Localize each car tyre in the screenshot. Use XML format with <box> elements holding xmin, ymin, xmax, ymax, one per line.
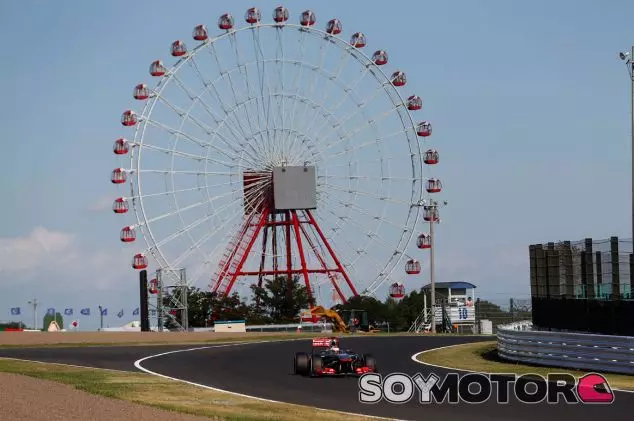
<box><xmin>295</xmin><ymin>352</ymin><xmax>309</xmax><ymax>376</ymax></box>
<box><xmin>310</xmin><ymin>354</ymin><xmax>323</xmax><ymax>377</ymax></box>
<box><xmin>363</xmin><ymin>353</ymin><xmax>377</xmax><ymax>372</ymax></box>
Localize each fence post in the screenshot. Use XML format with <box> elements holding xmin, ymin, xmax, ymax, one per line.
<box><xmin>611</xmin><ymin>236</ymin><xmax>620</xmax><ymax>301</ymax></box>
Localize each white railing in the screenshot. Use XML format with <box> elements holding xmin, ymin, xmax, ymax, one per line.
<box><xmin>497</xmin><ymin>321</ymin><xmax>634</xmax><ymax>375</ymax></box>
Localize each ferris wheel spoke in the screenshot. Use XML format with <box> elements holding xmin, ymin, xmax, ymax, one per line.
<box><xmin>183</xmin><ymin>59</ymin><xmax>259</xmax><ymax>152</ymax></box>
<box><xmin>138</xmin><ymin>141</ymin><xmax>254</xmax><ymax>171</ymax></box>
<box><xmin>316</xmin><ymin>194</ymin><xmax>405</xmax><ymax>271</ymax></box>
<box><xmin>311</xmin><ymin>210</ymin><xmax>391</xmax><ymax>282</ymax></box>
<box><xmin>151</xmin><ymin>192</ymin><xmax>253</xmax><ymax>252</ymax></box>
<box><xmin>138</xmin><ymin>186</ymin><xmax>242</xmax><ymax>228</ymax></box>
<box><xmin>319</xmin><ymin>189</ymin><xmax>407</xmax><ymax>233</ymax></box>
<box><xmin>318</xmin><ymin>181</ymin><xmax>414</xmax><ymax>206</ymax></box>
<box><xmin>284</xmin><ymin>29</ymin><xmax>308</xmax><ymax>152</ymax></box>
<box><xmin>318</xmin><ymin>173</ymin><xmax>416</xmax><ymax>182</ymax></box>
<box><xmin>144</xmin><ymin>117</ymin><xmax>254</xmax><ymax>167</ymax></box>
<box><xmin>318</xmin><ymin>107</ymin><xmax>401</xmax><ymax>157</ymax></box>
<box><xmin>228</xmin><ymin>34</ymin><xmax>269</xmax><ymax>157</ymax></box>
<box><xmin>252</xmin><ymin>28</ymin><xmax>278</xmax><ymax>153</ymax></box>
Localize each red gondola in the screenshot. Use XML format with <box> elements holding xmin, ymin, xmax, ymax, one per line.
<box><xmin>417</xmin><ymin>121</ymin><xmax>432</xmax><ymax>137</ymax></box>
<box><xmin>245</xmin><ymin>7</ymin><xmax>261</xmax><ymax>24</ymax></box>
<box><xmin>423</xmin><ymin>149</ymin><xmax>439</xmax><ymax>165</ymax></box>
<box><xmin>170</xmin><ymin>40</ymin><xmax>187</xmax><ymax>57</ymax></box>
<box><xmin>133</xmin><ymin>83</ymin><xmax>149</xmax><ymax>100</ymax></box>
<box><xmin>407</xmin><ymin>95</ymin><xmax>422</xmax><ymax>111</ymax></box>
<box><xmin>423</xmin><ymin>206</ymin><xmax>439</xmax><ymax>222</ymax></box>
<box><xmin>218</xmin><ymin>13</ymin><xmax>234</xmax><ymax>30</ymax></box>
<box><xmin>149</xmin><ymin>278</ymin><xmax>158</xmax><ymax>294</ymax></box>
<box><xmin>120</xmin><ymin>226</ymin><xmax>136</xmax><ymax>243</ymax></box>
<box><xmin>300</xmin><ymin>10</ymin><xmax>316</xmax><ymax>26</ymax></box>
<box><xmin>417</xmin><ymin>233</ymin><xmax>431</xmax><ymax>249</ymax></box>
<box><xmin>405</xmin><ymin>259</ymin><xmax>421</xmax><ymax>274</ymax></box>
<box><xmin>350</xmin><ymin>32</ymin><xmax>366</xmax><ymax>48</ymax></box>
<box><xmin>112</xmin><ymin>197</ymin><xmax>129</xmax><ymax>214</ymax></box>
<box><xmin>132</xmin><ymin>253</ymin><xmax>148</xmax><ymax>270</ymax></box>
<box><xmin>149</xmin><ymin>60</ymin><xmax>166</xmax><ymax>77</ymax></box>
<box><xmin>193</xmin><ymin>24</ymin><xmax>208</xmax><ymax>41</ymax></box>
<box><xmin>113</xmin><ymin>138</ymin><xmax>129</xmax><ymax>155</ymax></box>
<box><xmin>372</xmin><ymin>50</ymin><xmax>388</xmax><ymax>65</ymax></box>
<box><xmin>426</xmin><ymin>178</ymin><xmax>442</xmax><ymax>193</ymax></box>
<box><xmin>326</xmin><ymin>18</ymin><xmax>342</xmax><ymax>35</ymax></box>
<box><xmin>121</xmin><ymin>110</ymin><xmax>137</xmax><ymax>127</ymax></box>
<box><xmin>273</xmin><ymin>6</ymin><xmax>289</xmax><ymax>23</ymax></box>
<box><xmin>391</xmin><ymin>71</ymin><xmax>406</xmax><ymax>87</ymax></box>
<box><xmin>111</xmin><ymin>168</ymin><xmax>127</xmax><ymax>184</ymax></box>
<box><xmin>389</xmin><ymin>282</ymin><xmax>405</xmax><ymax>299</ymax></box>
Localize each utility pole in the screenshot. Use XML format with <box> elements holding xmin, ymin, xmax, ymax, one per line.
<box><xmin>27</xmin><ymin>299</ymin><xmax>39</xmax><ymax>330</ymax></box>
<box><xmin>618</xmin><ymin>47</ymin><xmax>634</xmax><ymax>247</ymax></box>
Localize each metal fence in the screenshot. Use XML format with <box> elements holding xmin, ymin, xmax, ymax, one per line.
<box><xmin>529</xmin><ymin>236</ymin><xmax>634</xmax><ymax>336</ymax></box>
<box><xmin>497</xmin><ymin>321</ymin><xmax>634</xmax><ymax>375</ymax></box>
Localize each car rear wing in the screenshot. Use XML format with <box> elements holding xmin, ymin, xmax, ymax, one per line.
<box><xmin>312</xmin><ymin>337</ymin><xmax>336</xmax><ymax>348</ymax></box>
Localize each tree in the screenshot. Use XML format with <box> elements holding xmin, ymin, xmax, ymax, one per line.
<box><xmin>250</xmin><ymin>276</ymin><xmax>310</xmax><ymax>323</ymax></box>
<box><xmin>42</xmin><ymin>312</ymin><xmax>63</xmax><ymax>331</ymax></box>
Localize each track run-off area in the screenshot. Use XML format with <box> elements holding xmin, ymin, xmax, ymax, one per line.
<box><xmin>1</xmin><ymin>335</ymin><xmax>633</xmax><ymax>421</ymax></box>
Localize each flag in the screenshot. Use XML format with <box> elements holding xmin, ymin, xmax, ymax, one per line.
<box><xmin>46</xmin><ymin>308</ymin><xmax>55</xmax><ymax>316</ymax></box>
<box><xmin>133</xmin><ymin>308</ymin><xmax>139</xmax><ymax>316</ymax></box>
<box><xmin>150</xmin><ymin>309</ymin><xmax>156</xmax><ymax>316</ymax></box>
<box><xmin>10</xmin><ymin>307</ymin><xmax>20</xmax><ymax>315</ymax></box>
<box><xmin>80</xmin><ymin>308</ymin><xmax>90</xmax><ymax>316</ymax></box>
<box><xmin>117</xmin><ymin>309</ymin><xmax>123</xmax><ymax>318</ymax></box>
<box><xmin>101</xmin><ymin>308</ymin><xmax>107</xmax><ymax>316</ymax></box>
<box><xmin>71</xmin><ymin>320</ymin><xmax>78</xmax><ymax>328</ymax></box>
<box><xmin>64</xmin><ymin>308</ymin><xmax>73</xmax><ymax>316</ymax></box>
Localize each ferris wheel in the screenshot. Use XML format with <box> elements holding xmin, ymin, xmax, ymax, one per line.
<box><xmin>111</xmin><ymin>6</ymin><xmax>443</xmax><ymax>306</ymax></box>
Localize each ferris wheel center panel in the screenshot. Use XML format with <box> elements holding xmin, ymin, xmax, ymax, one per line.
<box><xmin>272</xmin><ymin>166</ymin><xmax>317</xmax><ymax>211</ymax></box>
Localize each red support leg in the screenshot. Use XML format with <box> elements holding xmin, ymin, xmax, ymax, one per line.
<box><xmin>299</xmin><ymin>222</ymin><xmax>347</xmax><ymax>304</ymax></box>
<box><xmin>212</xmin><ymin>212</ymin><xmax>257</xmax><ymax>294</ymax></box>
<box><xmin>291</xmin><ymin>210</ymin><xmax>314</xmax><ymax>307</ymax></box>
<box><xmin>285</xmin><ymin>211</ymin><xmax>293</xmax><ymax>299</ymax></box>
<box><xmin>257</xmin><ymin>222</ymin><xmax>269</xmax><ymax>290</ymax></box>
<box><xmin>305</xmin><ymin>209</ymin><xmax>358</xmax><ymax>297</ymax></box>
<box><xmin>222</xmin><ymin>209</ymin><xmax>270</xmax><ymax>297</ymax></box>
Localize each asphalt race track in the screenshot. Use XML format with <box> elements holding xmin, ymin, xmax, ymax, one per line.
<box><xmin>1</xmin><ymin>336</ymin><xmax>633</xmax><ymax>421</ymax></box>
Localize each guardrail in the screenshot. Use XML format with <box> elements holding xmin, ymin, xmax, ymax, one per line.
<box><xmin>190</xmin><ymin>322</ymin><xmax>333</xmax><ymax>333</ymax></box>
<box><xmin>497</xmin><ymin>321</ymin><xmax>634</xmax><ymax>375</ymax></box>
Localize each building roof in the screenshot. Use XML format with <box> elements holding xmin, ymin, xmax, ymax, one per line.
<box><xmin>421</xmin><ymin>281</ymin><xmax>476</xmax><ymax>290</ymax></box>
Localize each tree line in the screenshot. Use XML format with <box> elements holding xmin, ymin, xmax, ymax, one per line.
<box><xmin>161</xmin><ymin>276</ymin><xmax>528</xmax><ymax>331</ymax></box>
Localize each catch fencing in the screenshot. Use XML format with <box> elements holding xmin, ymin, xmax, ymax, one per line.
<box><xmin>497</xmin><ymin>321</ymin><xmax>634</xmax><ymax>375</ymax></box>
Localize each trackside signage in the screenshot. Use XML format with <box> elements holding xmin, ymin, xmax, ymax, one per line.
<box><xmin>358</xmin><ymin>372</ymin><xmax>615</xmax><ymax>404</ymax></box>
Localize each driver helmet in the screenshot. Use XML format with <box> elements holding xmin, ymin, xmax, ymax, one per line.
<box><xmin>329</xmin><ymin>339</ymin><xmax>340</xmax><ymax>352</ymax></box>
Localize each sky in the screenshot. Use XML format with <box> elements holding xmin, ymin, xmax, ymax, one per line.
<box><xmin>1</xmin><ymin>0</ymin><xmax>634</xmax><ymax>330</ymax></box>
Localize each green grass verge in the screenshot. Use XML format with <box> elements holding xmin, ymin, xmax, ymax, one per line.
<box><xmin>416</xmin><ymin>341</ymin><xmax>634</xmax><ymax>391</ymax></box>
<box><xmin>0</xmin><ymin>358</ymin><xmax>383</xmax><ymax>421</ymax></box>
<box><xmin>0</xmin><ymin>331</ymin><xmax>487</xmax><ymax>348</ymax></box>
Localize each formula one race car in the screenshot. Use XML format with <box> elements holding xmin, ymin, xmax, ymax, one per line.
<box><xmin>293</xmin><ymin>337</ymin><xmax>377</xmax><ymax>377</ymax></box>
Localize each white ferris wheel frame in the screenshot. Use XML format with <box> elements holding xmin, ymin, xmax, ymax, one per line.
<box><xmin>122</xmin><ymin>20</ymin><xmax>429</xmax><ymax>297</ymax></box>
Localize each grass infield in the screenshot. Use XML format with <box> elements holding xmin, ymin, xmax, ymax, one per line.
<box><xmin>416</xmin><ymin>341</ymin><xmax>634</xmax><ymax>391</ymax></box>
<box><xmin>0</xmin><ymin>358</ymin><xmax>386</xmax><ymax>421</ymax></box>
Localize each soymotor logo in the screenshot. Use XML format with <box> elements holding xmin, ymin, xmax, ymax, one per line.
<box><xmin>359</xmin><ymin>372</ymin><xmax>615</xmax><ymax>404</ymax></box>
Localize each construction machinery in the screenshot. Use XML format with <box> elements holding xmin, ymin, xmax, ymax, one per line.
<box><xmin>300</xmin><ymin>306</ymin><xmax>349</xmax><ymax>333</ymax></box>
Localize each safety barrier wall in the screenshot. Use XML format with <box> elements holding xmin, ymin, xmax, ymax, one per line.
<box><xmin>496</xmin><ymin>321</ymin><xmax>634</xmax><ymax>375</ymax></box>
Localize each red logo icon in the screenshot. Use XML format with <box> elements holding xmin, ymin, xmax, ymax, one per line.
<box><xmin>576</xmin><ymin>373</ymin><xmax>614</xmax><ymax>404</ymax></box>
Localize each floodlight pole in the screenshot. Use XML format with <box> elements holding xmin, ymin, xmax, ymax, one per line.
<box><xmin>427</xmin><ymin>199</ymin><xmax>446</xmax><ymax>334</ymax></box>
<box><xmin>619</xmin><ymin>46</ymin><xmax>634</xmax><ymax>248</ymax></box>
<box><xmin>27</xmin><ymin>299</ymin><xmax>39</xmax><ymax>330</ymax></box>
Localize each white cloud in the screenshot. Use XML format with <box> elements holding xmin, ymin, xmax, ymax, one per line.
<box><xmin>0</xmin><ymin>227</ymin><xmax>133</xmax><ymax>291</ymax></box>
<box><xmin>0</xmin><ymin>227</ymin><xmax>75</xmax><ymax>273</ymax></box>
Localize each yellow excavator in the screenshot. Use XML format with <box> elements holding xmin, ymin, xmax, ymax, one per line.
<box><xmin>300</xmin><ymin>306</ymin><xmax>349</xmax><ymax>333</ymax></box>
